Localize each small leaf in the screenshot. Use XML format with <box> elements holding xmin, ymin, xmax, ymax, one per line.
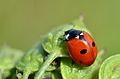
<box><xmin>99</xmin><ymin>54</ymin><xmax>120</xmax><ymax>79</ymax></box>
<box><xmin>0</xmin><ymin>45</ymin><xmax>23</xmax><ymax>79</ymax></box>
<box><xmin>16</xmin><ymin>44</ymin><xmax>44</xmax><ymax>79</ymax></box>
<box><xmin>42</xmin><ymin>24</ymin><xmax>74</xmax><ymax>56</ymax></box>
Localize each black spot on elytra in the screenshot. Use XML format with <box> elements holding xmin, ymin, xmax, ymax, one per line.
<box><xmin>92</xmin><ymin>42</ymin><xmax>95</xmax><ymax>47</ymax></box>
<box><xmin>80</xmin><ymin>49</ymin><xmax>87</xmax><ymax>54</ymax></box>
<box><xmin>80</xmin><ymin>61</ymin><xmax>82</xmax><ymax>64</ymax></box>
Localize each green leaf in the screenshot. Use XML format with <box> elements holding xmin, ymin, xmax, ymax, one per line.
<box><xmin>42</xmin><ymin>24</ymin><xmax>74</xmax><ymax>56</ymax></box>
<box><xmin>99</xmin><ymin>54</ymin><xmax>120</xmax><ymax>79</ymax></box>
<box><xmin>0</xmin><ymin>45</ymin><xmax>23</xmax><ymax>79</ymax></box>
<box><xmin>61</xmin><ymin>50</ymin><xmax>103</xmax><ymax>79</ymax></box>
<box><xmin>16</xmin><ymin>44</ymin><xmax>44</xmax><ymax>79</ymax></box>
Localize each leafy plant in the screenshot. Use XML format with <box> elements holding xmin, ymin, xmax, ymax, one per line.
<box><xmin>16</xmin><ymin>18</ymin><xmax>103</xmax><ymax>79</ymax></box>
<box><xmin>1</xmin><ymin>17</ymin><xmax>119</xmax><ymax>79</ymax></box>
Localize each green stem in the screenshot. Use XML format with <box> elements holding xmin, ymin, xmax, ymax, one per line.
<box><xmin>34</xmin><ymin>53</ymin><xmax>58</xmax><ymax>79</ymax></box>
<box><xmin>99</xmin><ymin>54</ymin><xmax>120</xmax><ymax>79</ymax></box>
<box><xmin>22</xmin><ymin>69</ymin><xmax>30</xmax><ymax>79</ymax></box>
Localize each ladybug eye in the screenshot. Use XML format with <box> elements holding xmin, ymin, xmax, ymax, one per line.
<box><xmin>80</xmin><ymin>49</ymin><xmax>87</xmax><ymax>54</ymax></box>
<box><xmin>92</xmin><ymin>42</ymin><xmax>95</xmax><ymax>47</ymax></box>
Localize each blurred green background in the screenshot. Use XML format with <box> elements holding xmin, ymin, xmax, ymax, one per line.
<box><xmin>0</xmin><ymin>0</ymin><xmax>120</xmax><ymax>59</ymax></box>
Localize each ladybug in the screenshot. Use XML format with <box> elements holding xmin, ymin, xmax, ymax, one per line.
<box><xmin>64</xmin><ymin>29</ymin><xmax>97</xmax><ymax>66</ymax></box>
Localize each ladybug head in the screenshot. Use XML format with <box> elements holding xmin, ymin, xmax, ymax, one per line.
<box><xmin>64</xmin><ymin>29</ymin><xmax>83</xmax><ymax>41</ymax></box>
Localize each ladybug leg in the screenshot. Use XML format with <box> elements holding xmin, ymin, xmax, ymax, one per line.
<box><xmin>72</xmin><ymin>60</ymin><xmax>75</xmax><ymax>65</ymax></box>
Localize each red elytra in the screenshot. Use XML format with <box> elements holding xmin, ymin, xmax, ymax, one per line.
<box><xmin>66</xmin><ymin>31</ymin><xmax>98</xmax><ymax>66</ymax></box>
<box><xmin>83</xmin><ymin>32</ymin><xmax>97</xmax><ymax>59</ymax></box>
